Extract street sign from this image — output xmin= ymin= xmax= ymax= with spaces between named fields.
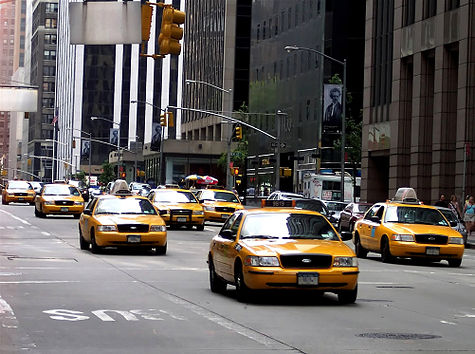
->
xmin=270 ymin=142 xmax=278 ymax=148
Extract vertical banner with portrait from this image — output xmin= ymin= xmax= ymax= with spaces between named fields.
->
xmin=150 ymin=122 xmax=161 ymax=152
xmin=81 ymin=140 xmax=90 ymax=160
xmin=322 ymin=84 xmax=343 ymax=133
xmin=109 ymin=128 xmax=119 ymax=145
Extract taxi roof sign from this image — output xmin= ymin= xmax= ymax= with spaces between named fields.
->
xmin=261 ymin=199 xmax=296 ymax=208
xmin=110 ymin=179 xmax=133 ymax=196
xmin=392 ymin=187 xmax=420 ymax=204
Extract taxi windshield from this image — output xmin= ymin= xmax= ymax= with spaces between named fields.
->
xmin=95 ymin=198 xmax=157 ymax=215
xmin=8 ymin=181 xmax=31 ymax=189
xmin=43 ymin=185 xmax=80 ymax=196
xmin=240 ymin=213 xmax=339 ymax=240
xmin=385 ymin=206 xmax=449 ymax=226
xmin=201 ymin=190 xmax=239 ymax=203
xmin=155 ymin=191 xmax=197 ymax=203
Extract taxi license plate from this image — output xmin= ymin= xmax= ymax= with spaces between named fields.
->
xmin=297 ymin=273 xmax=319 ymax=286
xmin=176 ymin=217 xmax=187 ymax=223
xmin=221 ymin=214 xmax=229 ymax=219
xmin=127 ymin=235 xmax=141 ymax=243
xmin=426 ymin=247 xmax=440 ymax=256
xmin=60 ymin=207 xmax=69 ymax=212
xmin=18 ymin=198 xmax=24 ymax=201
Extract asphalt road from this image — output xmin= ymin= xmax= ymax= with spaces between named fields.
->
xmin=1 ymin=202 xmax=475 ymax=354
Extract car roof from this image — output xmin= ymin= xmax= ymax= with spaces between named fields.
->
xmin=240 ymin=208 xmax=324 ymax=216
xmin=380 ymin=201 xmax=438 ymax=209
xmin=151 ymin=188 xmax=194 ymax=193
xmin=96 ymin=194 xmax=148 ymax=200
xmin=201 ymin=189 xmax=236 ymax=194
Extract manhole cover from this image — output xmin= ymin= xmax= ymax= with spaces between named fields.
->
xmin=357 ymin=333 xmax=441 ymax=340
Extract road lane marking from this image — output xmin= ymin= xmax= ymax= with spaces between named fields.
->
xmin=440 ymin=320 xmax=457 ymax=325
xmin=0 ymin=280 xmax=81 ymax=284
xmin=43 ymin=308 xmax=187 ymax=322
xmin=0 ymin=209 xmax=32 ymax=226
xmin=0 ymin=295 xmax=37 ymax=349
xmin=41 ymin=232 xmax=51 ymax=236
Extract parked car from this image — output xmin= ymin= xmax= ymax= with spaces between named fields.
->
xmin=435 ymin=206 xmax=468 ymax=245
xmin=321 ymin=201 xmax=349 ymax=227
xmin=338 ymin=202 xmax=373 ymax=233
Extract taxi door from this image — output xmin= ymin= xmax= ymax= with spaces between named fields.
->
xmin=214 ymin=214 xmax=242 ymax=282
xmin=80 ymin=198 xmax=98 ymax=242
xmin=357 ymin=204 xmax=382 ymax=251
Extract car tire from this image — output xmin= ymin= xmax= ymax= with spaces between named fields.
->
xmin=448 ymin=258 xmax=462 ymax=267
xmin=338 ymin=285 xmax=358 ymax=304
xmin=209 ymin=256 xmax=226 ymax=293
xmin=34 ymin=206 xmax=45 ymax=218
xmin=354 ymin=234 xmax=368 ymax=258
xmin=90 ymin=230 xmax=101 ymax=254
xmin=73 ymin=214 xmax=80 ymax=219
xmin=79 ymin=227 xmax=89 ymax=250
xmin=1 ymin=198 xmax=6 ymax=205
xmin=234 ymin=263 xmax=250 ymax=302
xmin=29 ymin=202 xmax=35 ymax=206
xmin=381 ymin=237 xmax=394 ymax=263
xmin=155 ymin=243 xmax=167 ymax=255
xmin=196 ymin=224 xmax=205 ymax=231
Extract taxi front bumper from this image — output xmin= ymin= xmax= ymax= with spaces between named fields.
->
xmin=243 ymin=266 xmax=358 ymax=291
xmin=42 ymin=204 xmax=84 ymax=215
xmin=95 ymin=231 xmax=167 ymax=247
xmin=160 ymin=213 xmax=204 ymax=226
xmin=390 ymin=242 xmax=464 ymax=259
xmin=4 ymin=194 xmax=35 ymax=203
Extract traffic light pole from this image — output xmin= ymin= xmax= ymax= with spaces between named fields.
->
xmin=275 ymin=111 xmax=281 ymax=191
xmin=226 ymin=96 xmax=233 ymax=190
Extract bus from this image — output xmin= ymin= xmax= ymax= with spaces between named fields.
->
xmin=302 ymin=173 xmax=360 ymax=202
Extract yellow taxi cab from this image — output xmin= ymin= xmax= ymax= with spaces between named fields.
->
xmin=208 ymin=200 xmax=359 ymax=303
xmin=353 ymin=188 xmax=464 ymax=267
xmin=2 ymin=180 xmax=36 ymax=205
xmin=195 ymin=188 xmax=244 ymax=222
xmin=78 ymin=180 xmax=167 ymax=254
xmin=34 ymin=183 xmax=85 ymax=218
xmin=148 ymin=188 xmax=205 ymax=230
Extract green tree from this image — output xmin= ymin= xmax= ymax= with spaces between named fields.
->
xmin=99 ymin=162 xmax=115 ymax=186
xmin=72 ymin=170 xmax=87 ymax=185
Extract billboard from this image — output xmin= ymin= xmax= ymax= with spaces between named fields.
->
xmin=109 ymin=128 xmax=119 ymax=145
xmin=150 ymin=122 xmax=161 ymax=152
xmin=322 ymin=84 xmax=343 ymax=133
xmin=81 ymin=140 xmax=90 ymax=160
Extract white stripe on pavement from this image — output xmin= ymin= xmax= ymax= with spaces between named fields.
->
xmin=0 ymin=209 xmax=32 ymax=226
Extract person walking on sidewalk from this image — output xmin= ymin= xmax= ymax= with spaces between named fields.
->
xmin=463 ymin=195 xmax=475 ymax=238
xmin=449 ymin=194 xmax=462 ymax=219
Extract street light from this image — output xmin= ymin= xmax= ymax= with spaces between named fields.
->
xmin=91 ymin=116 xmax=121 ymax=179
xmin=185 ymin=79 xmax=234 ymax=189
xmin=284 ymin=45 xmax=347 ymax=202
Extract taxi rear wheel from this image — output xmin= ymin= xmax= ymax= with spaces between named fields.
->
xmin=381 ymin=237 xmax=394 ymax=263
xmin=448 ymin=258 xmax=462 ymax=267
xmin=234 ymin=264 xmax=250 ymax=302
xmin=209 ymin=256 xmax=226 ymax=293
xmin=338 ymin=285 xmax=358 ymax=304
xmin=78 ymin=227 xmax=89 ymax=250
xmin=354 ymin=234 xmax=368 ymax=258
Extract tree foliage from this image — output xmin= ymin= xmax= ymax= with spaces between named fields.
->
xmin=72 ymin=170 xmax=87 ymax=185
xmin=99 ymin=162 xmax=115 ymax=185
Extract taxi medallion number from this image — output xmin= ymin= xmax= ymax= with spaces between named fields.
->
xmin=426 ymin=247 xmax=440 ymax=256
xmin=60 ymin=207 xmax=69 ymax=212
xmin=127 ymin=235 xmax=141 ymax=243
xmin=297 ymin=273 xmax=319 ymax=286
xmin=177 ymin=217 xmax=187 ymax=223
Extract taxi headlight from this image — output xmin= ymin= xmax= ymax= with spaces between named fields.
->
xmin=97 ymin=225 xmax=117 ymax=232
xmin=333 ymin=257 xmax=358 ymax=267
xmin=245 ymin=256 xmax=280 ymax=267
xmin=193 ymin=210 xmax=204 ymax=215
xmin=150 ymin=225 xmax=166 ymax=232
xmin=448 ymin=237 xmax=464 ymax=245
xmin=391 ymin=234 xmax=415 ymax=242
xmin=204 ymin=205 xmax=215 ymax=211
xmin=44 ymin=200 xmax=55 ymax=205
xmin=74 ymin=201 xmax=84 ymax=206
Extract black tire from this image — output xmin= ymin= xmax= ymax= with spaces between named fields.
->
xmin=34 ymin=206 xmax=45 ymax=218
xmin=155 ymin=243 xmax=167 ymax=255
xmin=196 ymin=224 xmax=205 ymax=231
xmin=354 ymin=234 xmax=368 ymax=258
xmin=73 ymin=214 xmax=80 ymax=219
xmin=381 ymin=237 xmax=394 ymax=263
xmin=79 ymin=227 xmax=89 ymax=250
xmin=2 ymin=198 xmax=7 ymax=205
xmin=29 ymin=202 xmax=35 ymax=206
xmin=209 ymin=256 xmax=226 ymax=293
xmin=90 ymin=230 xmax=101 ymax=254
xmin=448 ymin=258 xmax=462 ymax=267
xmin=338 ymin=285 xmax=358 ymax=304
xmin=234 ymin=263 xmax=251 ymax=302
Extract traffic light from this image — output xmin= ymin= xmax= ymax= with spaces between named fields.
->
xmin=233 ymin=167 xmax=239 ymax=176
xmin=158 ymin=3 xmax=185 ymax=55
xmin=234 ymin=125 xmax=242 ymax=140
xmin=279 ymin=167 xmax=292 ymax=177
xmin=160 ymin=113 xmax=167 ymax=126
xmin=121 ymin=172 xmax=126 ymax=179
xmin=167 ymin=112 xmax=174 ymax=127
xmin=141 ymin=4 xmax=154 ymax=42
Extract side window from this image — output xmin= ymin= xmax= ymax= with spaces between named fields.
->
xmin=86 ymin=198 xmax=97 ymax=212
xmin=230 ymin=214 xmax=243 ymax=235
xmin=376 ymin=206 xmax=385 ymax=219
xmin=364 ymin=205 xmax=380 ymax=220
xmin=220 ymin=213 xmax=238 ymax=233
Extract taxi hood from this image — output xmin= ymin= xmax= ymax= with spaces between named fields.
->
xmin=95 ymin=214 xmax=164 ymax=225
xmin=386 ymin=223 xmax=459 ymax=236
xmin=153 ymin=202 xmax=201 ymax=210
xmin=240 ymin=239 xmax=354 ymax=257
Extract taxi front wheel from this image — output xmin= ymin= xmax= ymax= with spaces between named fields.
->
xmin=381 ymin=237 xmax=395 ymax=263
xmin=338 ymin=285 xmax=357 ymax=304
xmin=448 ymin=258 xmax=462 ymax=267
xmin=90 ymin=231 xmax=101 ymax=254
xmin=155 ymin=243 xmax=167 ymax=255
xmin=235 ymin=264 xmax=251 ymax=302
xmin=78 ymin=227 xmax=89 ymax=250
xmin=196 ymin=224 xmax=205 ymax=231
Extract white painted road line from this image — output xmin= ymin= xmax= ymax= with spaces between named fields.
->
xmin=41 ymin=232 xmax=51 ymax=236
xmin=0 ymin=209 xmax=32 ymax=226
xmin=0 ymin=280 xmax=81 ymax=284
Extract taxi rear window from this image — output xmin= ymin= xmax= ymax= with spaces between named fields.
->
xmin=240 ymin=213 xmax=339 ymax=241
xmin=95 ymin=198 xmax=157 ymax=215
xmin=385 ymin=206 xmax=448 ymax=226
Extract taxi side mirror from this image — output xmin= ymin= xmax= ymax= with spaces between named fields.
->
xmin=370 ymin=216 xmax=381 ymax=223
xmin=83 ymin=209 xmax=92 ymax=216
xmin=449 ymin=221 xmax=457 ymax=227
xmin=340 ymin=231 xmax=352 ymax=241
xmin=219 ymin=229 xmax=235 ymax=240
xmin=199 ymin=199 xmax=205 ymax=203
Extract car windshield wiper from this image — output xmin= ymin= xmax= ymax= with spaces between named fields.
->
xmin=241 ymin=235 xmax=278 ymax=239
xmin=96 ymin=212 xmax=120 ymax=215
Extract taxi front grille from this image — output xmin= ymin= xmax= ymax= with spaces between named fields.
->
xmin=14 ymin=193 xmax=28 ymax=196
xmin=170 ymin=209 xmax=192 ymax=216
xmin=117 ymin=224 xmax=149 ymax=233
xmin=415 ymin=234 xmax=448 ymax=245
xmin=215 ymin=207 xmax=235 ymax=213
xmin=55 ymin=200 xmax=74 ymax=206
xmin=279 ymin=254 xmax=332 ymax=269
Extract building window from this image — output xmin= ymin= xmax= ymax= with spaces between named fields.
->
xmin=275 ymin=16 xmax=278 ymax=36
xmin=45 ymin=18 xmax=57 ymax=28
xmin=281 ymin=11 xmax=285 ymax=32
xmin=42 ymin=98 xmax=54 ymax=108
xmin=402 ymin=0 xmax=415 ymax=26
xmin=45 ymin=3 xmax=58 ymax=13
xmin=43 ymin=66 xmax=55 ymax=76
xmin=423 ymin=0 xmax=437 ymax=19
xmin=45 ymin=34 xmax=57 ymax=45
xmin=256 ymin=24 xmax=260 ymax=41
xmin=288 ymin=8 xmax=292 ymax=29
xmin=263 ymin=21 xmax=266 ymax=39
xmin=445 ymin=0 xmax=459 ymax=11
xmin=44 ymin=50 xmax=56 ymax=60
xmin=295 ymin=4 xmax=299 ymax=26
xmin=269 ymin=19 xmax=272 ymax=38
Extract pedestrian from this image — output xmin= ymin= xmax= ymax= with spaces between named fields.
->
xmin=434 ymin=194 xmax=449 ymax=208
xmin=449 ymin=194 xmax=461 ymax=219
xmin=463 ymin=195 xmax=475 ymax=237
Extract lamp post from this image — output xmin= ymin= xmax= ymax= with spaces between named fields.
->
xmin=185 ymin=79 xmax=233 ymax=190
xmin=275 ymin=110 xmax=288 ymax=191
xmin=284 ymin=45 xmax=347 ymax=202
xmin=91 ymin=116 xmax=121 ymax=179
